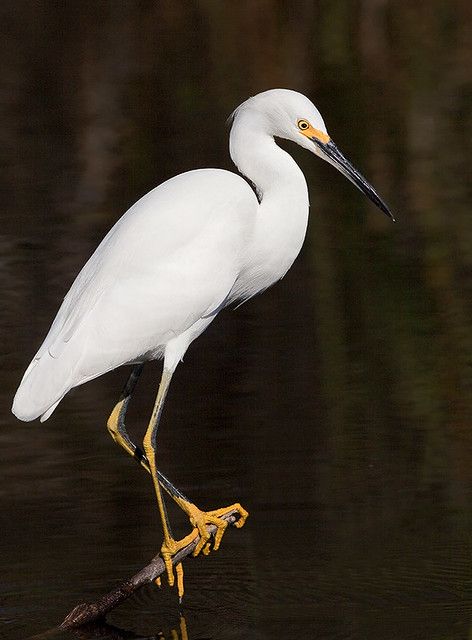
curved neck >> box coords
[229,114,308,204]
[227,113,310,302]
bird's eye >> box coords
[298,119,310,131]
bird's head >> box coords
[232,88,394,221]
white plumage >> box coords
[12,88,392,423]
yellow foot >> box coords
[176,500,248,557]
[159,501,249,598]
[161,532,195,600]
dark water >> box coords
[1,2,472,639]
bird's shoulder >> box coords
[128,168,257,220]
[102,168,257,259]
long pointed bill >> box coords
[312,137,395,222]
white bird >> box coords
[12,88,393,598]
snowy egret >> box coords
[12,89,393,597]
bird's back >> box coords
[13,169,258,422]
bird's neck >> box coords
[229,118,308,203]
[229,118,310,298]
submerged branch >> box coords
[59,508,242,630]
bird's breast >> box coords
[229,192,309,303]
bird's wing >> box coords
[13,169,258,421]
[35,168,254,361]
[36,233,119,361]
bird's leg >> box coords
[107,364,147,468]
[142,367,191,596]
[107,365,194,595]
[142,367,248,598]
[108,364,248,597]
[106,364,192,507]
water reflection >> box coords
[62,615,189,639]
[2,1,472,639]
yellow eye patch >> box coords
[297,119,330,144]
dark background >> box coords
[1,1,471,638]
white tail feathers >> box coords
[12,353,73,422]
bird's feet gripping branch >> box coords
[138,367,249,600]
[159,500,248,597]
[106,363,248,600]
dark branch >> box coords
[59,509,242,630]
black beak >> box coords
[312,138,395,222]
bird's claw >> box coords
[186,502,248,556]
[159,502,248,597]
[161,533,192,599]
